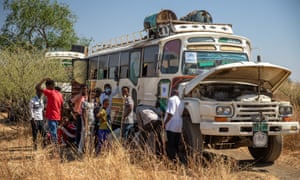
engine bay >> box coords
[188,83,272,101]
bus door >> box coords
[136,45,159,106]
[72,58,88,96]
[129,50,141,111]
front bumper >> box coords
[201,121,299,136]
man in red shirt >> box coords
[36,78,63,144]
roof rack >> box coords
[90,9,235,55]
[90,21,233,55]
[91,29,150,54]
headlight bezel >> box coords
[279,105,293,116]
[216,105,233,117]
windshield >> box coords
[182,51,248,75]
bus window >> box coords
[120,51,129,78]
[89,57,98,80]
[161,39,181,74]
[109,53,120,79]
[142,45,159,77]
[182,51,248,75]
[129,50,141,85]
[99,55,109,79]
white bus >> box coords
[72,9,299,162]
[77,10,250,108]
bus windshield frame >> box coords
[182,51,249,75]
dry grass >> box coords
[0,121,278,180]
[283,103,300,151]
[2,105,299,180]
[0,140,234,179]
[1,102,299,180]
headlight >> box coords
[279,106,293,116]
[216,106,232,116]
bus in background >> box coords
[72,9,299,162]
[45,46,87,97]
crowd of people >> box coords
[30,78,186,164]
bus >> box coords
[71,9,299,162]
[76,9,250,109]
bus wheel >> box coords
[248,135,283,163]
[182,115,204,158]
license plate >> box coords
[253,121,268,132]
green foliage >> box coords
[1,0,78,50]
[0,45,68,120]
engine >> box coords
[192,83,272,101]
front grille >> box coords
[231,103,278,122]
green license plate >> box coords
[253,121,268,132]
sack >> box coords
[140,109,159,126]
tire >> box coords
[182,115,204,156]
[248,135,283,163]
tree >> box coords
[1,0,78,50]
[0,45,69,122]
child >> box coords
[96,98,110,155]
[57,117,76,146]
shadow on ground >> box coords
[201,150,273,174]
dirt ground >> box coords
[0,116,299,179]
[207,147,300,180]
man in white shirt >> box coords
[121,86,135,139]
[164,89,184,162]
[136,105,163,155]
[29,89,46,150]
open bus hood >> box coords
[180,62,291,96]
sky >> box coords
[1,0,300,82]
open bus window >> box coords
[103,69,108,79]
[143,62,156,77]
